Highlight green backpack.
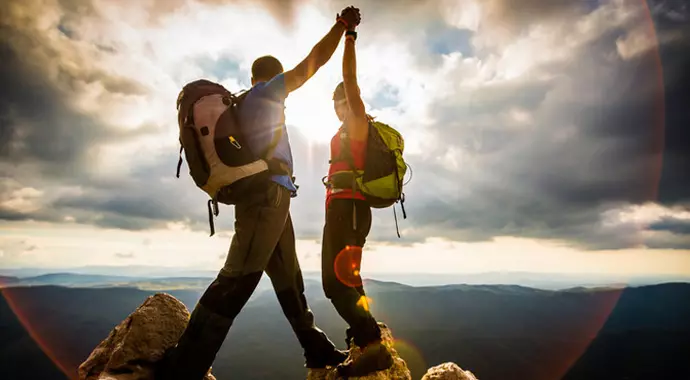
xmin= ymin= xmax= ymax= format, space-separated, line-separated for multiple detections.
xmin=328 ymin=119 xmax=410 ymax=237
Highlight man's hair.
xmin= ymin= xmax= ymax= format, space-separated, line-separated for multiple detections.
xmin=251 ymin=55 xmax=284 ymax=82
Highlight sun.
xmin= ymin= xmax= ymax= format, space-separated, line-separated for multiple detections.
xmin=285 ymin=82 xmax=342 ymax=144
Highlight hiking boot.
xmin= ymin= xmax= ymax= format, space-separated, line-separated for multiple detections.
xmin=335 ymin=342 xmax=394 ymax=378
xmin=305 ymin=348 xmax=349 ymax=369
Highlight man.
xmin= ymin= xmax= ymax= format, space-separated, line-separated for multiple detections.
xmin=157 ymin=6 xmax=362 ymax=380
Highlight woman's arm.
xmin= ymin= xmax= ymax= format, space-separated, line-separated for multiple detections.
xmin=283 ymin=7 xmax=360 ymax=94
xmin=342 ymin=31 xmax=369 ymax=141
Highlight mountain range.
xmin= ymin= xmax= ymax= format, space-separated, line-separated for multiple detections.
xmin=1 ymin=275 xmax=689 ymax=380
xmin=2 ymin=266 xmax=689 ymax=289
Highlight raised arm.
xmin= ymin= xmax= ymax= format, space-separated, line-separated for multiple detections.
xmin=283 ymin=7 xmax=361 ymax=94
xmin=342 ymin=27 xmax=369 ymax=141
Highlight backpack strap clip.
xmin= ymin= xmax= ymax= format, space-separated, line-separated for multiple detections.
xmin=207 ymin=198 xmax=220 ymax=237
xmin=176 ymin=144 xmax=183 ymax=178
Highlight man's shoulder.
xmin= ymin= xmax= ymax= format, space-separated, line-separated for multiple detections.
xmin=248 ymin=73 xmax=286 ymax=101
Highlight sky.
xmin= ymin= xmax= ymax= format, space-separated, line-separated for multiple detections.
xmin=0 ymin=0 xmax=689 ymax=277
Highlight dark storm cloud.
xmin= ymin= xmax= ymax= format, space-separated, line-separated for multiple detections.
xmin=43 ymin=151 xmax=218 ymax=231
xmin=0 ymin=41 xmax=103 ymax=169
xmin=379 ymin=3 xmax=690 ymax=250
xmin=649 ymin=217 xmax=690 ymax=235
xmin=0 ymin=0 xmax=181 ymax=229
xmin=656 ymin=26 xmax=690 ymax=204
xmin=54 ymin=193 xmax=182 ymax=223
xmin=0 ymin=1 xmax=152 ymax=172
xmin=644 ymin=231 xmax=690 ymax=250
xmin=0 ymin=38 xmax=166 ymax=227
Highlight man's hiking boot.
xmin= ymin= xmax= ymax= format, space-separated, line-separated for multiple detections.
xmin=275 ymin=288 xmax=348 ymax=369
xmin=305 ymin=348 xmax=349 ymax=369
xmin=335 ymin=341 xmax=394 ymax=378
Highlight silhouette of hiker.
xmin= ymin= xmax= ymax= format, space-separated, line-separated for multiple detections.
xmin=157 ymin=6 xmax=362 ymax=380
xmin=321 ymin=19 xmax=395 ymax=378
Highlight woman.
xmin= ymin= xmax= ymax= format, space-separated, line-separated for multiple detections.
xmin=321 ymin=24 xmax=394 ymax=377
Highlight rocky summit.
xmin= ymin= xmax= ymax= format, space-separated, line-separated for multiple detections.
xmin=79 ymin=293 xmax=477 ymax=380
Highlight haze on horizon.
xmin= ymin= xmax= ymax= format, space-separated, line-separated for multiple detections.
xmin=1 ymin=0 xmax=689 ymax=278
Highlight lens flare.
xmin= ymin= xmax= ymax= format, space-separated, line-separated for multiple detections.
xmin=334 ymin=245 xmax=364 ymax=288
xmin=356 ymin=295 xmax=372 ymax=312
xmin=1 ymin=287 xmax=75 ymax=379
xmin=390 ymin=337 xmax=427 ymax=377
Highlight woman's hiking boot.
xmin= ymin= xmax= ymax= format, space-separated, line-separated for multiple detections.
xmin=335 ymin=341 xmax=394 ymax=378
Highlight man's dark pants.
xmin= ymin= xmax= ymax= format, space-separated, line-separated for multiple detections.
xmin=162 ymin=183 xmax=339 ymax=380
xmin=321 ymin=198 xmax=382 ymax=349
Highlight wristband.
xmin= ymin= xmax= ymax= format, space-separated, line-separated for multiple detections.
xmin=336 ymin=17 xmax=349 ymax=28
xmin=345 ymin=30 xmax=357 ymax=41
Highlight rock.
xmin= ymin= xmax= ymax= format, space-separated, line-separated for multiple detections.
xmin=77 ymin=293 xmax=215 ymax=380
xmin=307 ymin=322 xmax=412 ymax=380
xmin=421 ymin=362 xmax=478 ymax=380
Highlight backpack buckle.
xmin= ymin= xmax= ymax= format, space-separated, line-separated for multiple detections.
xmin=228 ymin=135 xmax=242 ymax=149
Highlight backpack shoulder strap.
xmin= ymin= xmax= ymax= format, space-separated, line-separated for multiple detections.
xmin=329 ymin=124 xmax=356 ymax=170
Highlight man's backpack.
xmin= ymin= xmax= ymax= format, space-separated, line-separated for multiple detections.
xmin=175 ymin=79 xmax=286 ymax=236
xmin=329 ymin=119 xmax=410 ymax=237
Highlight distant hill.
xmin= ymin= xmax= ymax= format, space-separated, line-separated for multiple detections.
xmin=2 ymin=266 xmax=690 ymax=289
xmin=1 ymin=281 xmax=689 ymax=380
xmin=5 ymin=273 xmax=144 ymax=287
xmin=0 ymin=275 xmax=18 ymax=286
xmin=0 ymin=272 xmax=288 ymax=295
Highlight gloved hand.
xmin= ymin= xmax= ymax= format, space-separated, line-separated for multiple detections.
xmin=337 ymin=6 xmax=361 ymax=29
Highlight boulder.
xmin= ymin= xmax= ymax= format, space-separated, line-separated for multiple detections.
xmin=421 ymin=362 xmax=479 ymax=380
xmin=77 ymin=293 xmax=214 ymax=380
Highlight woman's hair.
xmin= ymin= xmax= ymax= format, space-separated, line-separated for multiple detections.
xmin=332 ymin=82 xmax=375 ymax=121
xmin=332 ymin=82 xmax=346 ymax=101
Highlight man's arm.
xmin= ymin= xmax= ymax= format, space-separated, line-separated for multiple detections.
xmin=342 ymin=32 xmax=368 ymax=141
xmin=283 ymin=8 xmax=359 ymax=94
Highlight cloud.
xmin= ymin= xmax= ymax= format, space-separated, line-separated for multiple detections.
xmin=0 ymin=238 xmax=38 ymax=262
xmin=479 ymin=0 xmax=587 ymax=32
xmin=114 ymin=252 xmax=135 ymax=259
xmin=363 ymin=0 xmax=690 ymax=250
xmin=0 ymin=0 xmax=688 ymax=253
xmin=649 ymin=215 xmax=690 ymax=235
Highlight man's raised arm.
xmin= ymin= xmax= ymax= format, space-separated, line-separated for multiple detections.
xmin=283 ymin=6 xmax=361 ymax=94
